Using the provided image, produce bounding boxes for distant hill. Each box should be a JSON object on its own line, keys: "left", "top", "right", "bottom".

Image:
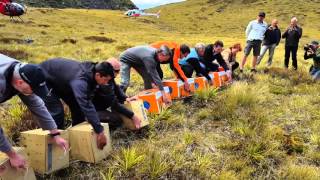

{"left": 17, "top": 0, "right": 137, "bottom": 9}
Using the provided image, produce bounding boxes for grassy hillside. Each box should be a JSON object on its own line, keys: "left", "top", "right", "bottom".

{"left": 0, "top": 0, "right": 320, "bottom": 179}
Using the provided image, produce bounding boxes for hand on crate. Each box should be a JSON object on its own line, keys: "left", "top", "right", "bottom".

{"left": 184, "top": 81, "right": 190, "bottom": 92}
{"left": 7, "top": 150, "right": 26, "bottom": 170}
{"left": 162, "top": 92, "right": 172, "bottom": 105}
{"left": 151, "top": 83, "right": 158, "bottom": 89}
{"left": 96, "top": 132, "right": 107, "bottom": 150}
{"left": 53, "top": 135, "right": 69, "bottom": 152}
{"left": 132, "top": 114, "right": 141, "bottom": 129}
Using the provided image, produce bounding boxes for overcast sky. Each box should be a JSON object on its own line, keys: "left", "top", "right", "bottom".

{"left": 131, "top": 0, "right": 185, "bottom": 9}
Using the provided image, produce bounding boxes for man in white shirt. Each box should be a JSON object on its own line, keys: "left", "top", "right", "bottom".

{"left": 240, "top": 12, "right": 268, "bottom": 73}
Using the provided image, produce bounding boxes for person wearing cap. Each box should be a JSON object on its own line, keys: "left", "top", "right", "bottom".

{"left": 150, "top": 41, "right": 191, "bottom": 91}
{"left": 0, "top": 54, "right": 68, "bottom": 170}
{"left": 282, "top": 17, "right": 303, "bottom": 70}
{"left": 119, "top": 45, "right": 172, "bottom": 104}
{"left": 221, "top": 43, "right": 242, "bottom": 72}
{"left": 240, "top": 12, "right": 268, "bottom": 73}
{"left": 92, "top": 58, "right": 141, "bottom": 130}
{"left": 257, "top": 19, "right": 281, "bottom": 67}
{"left": 39, "top": 58, "right": 115, "bottom": 150}
{"left": 304, "top": 41, "right": 320, "bottom": 80}
{"left": 203, "top": 40, "right": 232, "bottom": 78}
{"left": 179, "top": 43, "right": 213, "bottom": 83}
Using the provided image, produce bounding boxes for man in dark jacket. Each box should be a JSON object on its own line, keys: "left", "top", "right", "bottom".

{"left": 40, "top": 59, "right": 114, "bottom": 149}
{"left": 0, "top": 54, "right": 68, "bottom": 170}
{"left": 282, "top": 17, "right": 303, "bottom": 70}
{"left": 92, "top": 58, "right": 141, "bottom": 130}
{"left": 202, "top": 40, "right": 232, "bottom": 78}
{"left": 257, "top": 19, "right": 281, "bottom": 67}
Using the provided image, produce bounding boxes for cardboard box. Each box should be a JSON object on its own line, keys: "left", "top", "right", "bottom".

{"left": 0, "top": 147, "right": 36, "bottom": 180}
{"left": 210, "top": 72, "right": 222, "bottom": 88}
{"left": 138, "top": 89, "right": 163, "bottom": 114}
{"left": 194, "top": 77, "right": 208, "bottom": 91}
{"left": 180, "top": 78, "right": 195, "bottom": 97}
{"left": 121, "top": 99, "right": 149, "bottom": 130}
{"left": 162, "top": 80, "right": 184, "bottom": 99}
{"left": 68, "top": 122, "right": 112, "bottom": 163}
{"left": 20, "top": 129, "right": 69, "bottom": 175}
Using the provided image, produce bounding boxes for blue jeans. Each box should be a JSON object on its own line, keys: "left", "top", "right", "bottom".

{"left": 310, "top": 67, "right": 320, "bottom": 80}
{"left": 257, "top": 43, "right": 277, "bottom": 66}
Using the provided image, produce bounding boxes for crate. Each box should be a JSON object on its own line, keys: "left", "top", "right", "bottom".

{"left": 162, "top": 80, "right": 184, "bottom": 99}
{"left": 68, "top": 122, "right": 112, "bottom": 163}
{"left": 138, "top": 89, "right": 163, "bottom": 114}
{"left": 180, "top": 78, "right": 195, "bottom": 97}
{"left": 194, "top": 77, "right": 208, "bottom": 91}
{"left": 20, "top": 129, "right": 69, "bottom": 175}
{"left": 121, "top": 99, "right": 149, "bottom": 130}
{"left": 0, "top": 147, "right": 36, "bottom": 180}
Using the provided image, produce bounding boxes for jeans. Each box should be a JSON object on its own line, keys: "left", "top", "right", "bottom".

{"left": 257, "top": 44, "right": 277, "bottom": 66}
{"left": 284, "top": 46, "right": 298, "bottom": 70}
{"left": 310, "top": 67, "right": 320, "bottom": 80}
{"left": 120, "top": 62, "right": 154, "bottom": 92}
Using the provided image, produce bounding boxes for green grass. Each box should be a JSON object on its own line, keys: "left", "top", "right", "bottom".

{"left": 1, "top": 0, "right": 320, "bottom": 179}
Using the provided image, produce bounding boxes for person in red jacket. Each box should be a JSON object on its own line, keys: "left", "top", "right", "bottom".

{"left": 150, "top": 41, "right": 191, "bottom": 91}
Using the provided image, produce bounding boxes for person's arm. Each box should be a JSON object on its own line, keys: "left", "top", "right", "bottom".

{"left": 70, "top": 80, "right": 104, "bottom": 134}
{"left": 172, "top": 48, "right": 188, "bottom": 82}
{"left": 245, "top": 21, "right": 253, "bottom": 38}
{"left": 0, "top": 128, "right": 12, "bottom": 153}
{"left": 156, "top": 63, "right": 164, "bottom": 80}
{"left": 282, "top": 28, "right": 288, "bottom": 39}
{"left": 276, "top": 29, "right": 281, "bottom": 45}
{"left": 216, "top": 53, "right": 230, "bottom": 71}
{"left": 113, "top": 80, "right": 127, "bottom": 104}
{"left": 142, "top": 57, "right": 164, "bottom": 90}
{"left": 221, "top": 50, "right": 232, "bottom": 70}
{"left": 19, "top": 94, "right": 57, "bottom": 130}
{"left": 297, "top": 27, "right": 302, "bottom": 39}
{"left": 111, "top": 101, "right": 134, "bottom": 119}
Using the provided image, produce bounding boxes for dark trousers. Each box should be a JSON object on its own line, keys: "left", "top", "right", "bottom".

{"left": 232, "top": 62, "right": 239, "bottom": 72}
{"left": 44, "top": 86, "right": 85, "bottom": 129}
{"left": 180, "top": 64, "right": 194, "bottom": 78}
{"left": 97, "top": 110, "right": 123, "bottom": 130}
{"left": 285, "top": 46, "right": 298, "bottom": 69}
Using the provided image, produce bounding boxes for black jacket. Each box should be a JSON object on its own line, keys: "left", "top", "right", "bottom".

{"left": 282, "top": 26, "right": 303, "bottom": 47}
{"left": 92, "top": 79, "right": 134, "bottom": 119}
{"left": 202, "top": 44, "right": 229, "bottom": 71}
{"left": 263, "top": 25, "right": 281, "bottom": 46}
{"left": 40, "top": 58, "right": 104, "bottom": 133}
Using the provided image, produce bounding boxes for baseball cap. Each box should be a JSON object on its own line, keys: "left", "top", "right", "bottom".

{"left": 19, "top": 64, "right": 49, "bottom": 98}
{"left": 258, "top": 12, "right": 266, "bottom": 17}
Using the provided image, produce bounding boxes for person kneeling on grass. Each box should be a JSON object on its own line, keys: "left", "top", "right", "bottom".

{"left": 179, "top": 43, "right": 213, "bottom": 84}
{"left": 304, "top": 41, "right": 320, "bottom": 80}
{"left": 0, "top": 54, "right": 68, "bottom": 170}
{"left": 221, "top": 43, "right": 242, "bottom": 72}
{"left": 119, "top": 45, "right": 172, "bottom": 105}
{"left": 92, "top": 58, "right": 141, "bottom": 130}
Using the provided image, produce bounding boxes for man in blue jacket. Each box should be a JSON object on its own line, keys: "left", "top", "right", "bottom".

{"left": 0, "top": 54, "right": 68, "bottom": 170}
{"left": 40, "top": 58, "right": 115, "bottom": 149}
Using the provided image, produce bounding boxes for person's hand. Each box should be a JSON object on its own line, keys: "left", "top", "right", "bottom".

{"left": 226, "top": 70, "right": 232, "bottom": 81}
{"left": 126, "top": 96, "right": 139, "bottom": 102}
{"left": 131, "top": 115, "right": 141, "bottom": 129}
{"left": 151, "top": 83, "right": 158, "bottom": 89}
{"left": 7, "top": 150, "right": 26, "bottom": 170}
{"left": 162, "top": 92, "right": 172, "bottom": 105}
{"left": 208, "top": 79, "right": 213, "bottom": 86}
{"left": 53, "top": 135, "right": 69, "bottom": 152}
{"left": 184, "top": 81, "right": 190, "bottom": 92}
{"left": 96, "top": 132, "right": 107, "bottom": 150}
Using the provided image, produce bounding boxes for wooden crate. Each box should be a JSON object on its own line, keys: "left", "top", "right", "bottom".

{"left": 162, "top": 80, "right": 184, "bottom": 99}
{"left": 138, "top": 89, "right": 163, "bottom": 114}
{"left": 20, "top": 129, "right": 69, "bottom": 175}
{"left": 194, "top": 77, "right": 208, "bottom": 91}
{"left": 121, "top": 99, "right": 149, "bottom": 130}
{"left": 68, "top": 122, "right": 112, "bottom": 163}
{"left": 0, "top": 147, "right": 36, "bottom": 180}
{"left": 180, "top": 78, "right": 195, "bottom": 97}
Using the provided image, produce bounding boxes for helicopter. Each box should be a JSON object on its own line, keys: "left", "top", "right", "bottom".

{"left": 0, "top": 0, "right": 26, "bottom": 21}
{"left": 124, "top": 9, "right": 161, "bottom": 18}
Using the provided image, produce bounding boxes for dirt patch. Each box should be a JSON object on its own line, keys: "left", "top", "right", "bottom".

{"left": 38, "top": 24, "right": 50, "bottom": 28}
{"left": 137, "top": 19, "right": 155, "bottom": 24}
{"left": 84, "top": 36, "right": 116, "bottom": 43}
{"left": 116, "top": 44, "right": 133, "bottom": 51}
{"left": 0, "top": 24, "right": 6, "bottom": 27}
{"left": 0, "top": 37, "right": 24, "bottom": 44}
{"left": 40, "top": 31, "right": 47, "bottom": 35}
{"left": 0, "top": 49, "right": 29, "bottom": 59}
{"left": 61, "top": 38, "right": 77, "bottom": 44}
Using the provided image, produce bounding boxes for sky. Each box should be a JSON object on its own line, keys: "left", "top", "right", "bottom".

{"left": 131, "top": 0, "right": 185, "bottom": 9}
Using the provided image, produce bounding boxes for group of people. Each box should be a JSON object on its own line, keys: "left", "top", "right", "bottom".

{"left": 0, "top": 11, "right": 319, "bottom": 172}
